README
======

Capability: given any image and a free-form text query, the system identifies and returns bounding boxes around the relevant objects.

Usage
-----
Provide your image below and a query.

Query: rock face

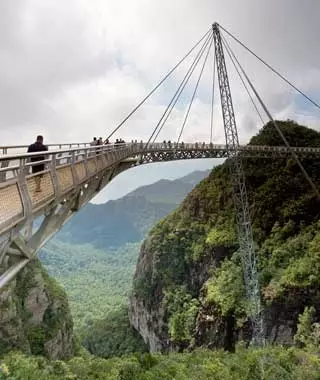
[129,296,166,352]
[129,121,320,352]
[0,259,75,359]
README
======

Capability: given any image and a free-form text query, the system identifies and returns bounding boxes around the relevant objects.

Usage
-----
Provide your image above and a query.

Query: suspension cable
[144,31,213,149]
[105,29,212,140]
[223,35,320,200]
[221,34,265,125]
[210,45,216,143]
[151,33,213,145]
[177,34,214,144]
[219,24,320,112]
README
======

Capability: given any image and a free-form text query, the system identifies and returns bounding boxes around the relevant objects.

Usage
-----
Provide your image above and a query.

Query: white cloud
[0,0,319,201]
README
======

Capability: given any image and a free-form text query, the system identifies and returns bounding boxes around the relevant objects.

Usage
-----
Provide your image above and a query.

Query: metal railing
[1,142,320,181]
[0,140,319,290]
[0,141,319,236]
[0,143,92,156]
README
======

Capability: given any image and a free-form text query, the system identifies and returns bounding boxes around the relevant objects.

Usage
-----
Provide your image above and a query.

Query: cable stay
[106,28,212,141]
[210,44,216,143]
[177,34,214,144]
[145,31,213,149]
[221,30,320,201]
[219,24,320,112]
[221,35,265,126]
[151,32,213,145]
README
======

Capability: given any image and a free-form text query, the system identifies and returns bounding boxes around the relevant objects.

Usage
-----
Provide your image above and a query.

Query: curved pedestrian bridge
[0,141,319,289]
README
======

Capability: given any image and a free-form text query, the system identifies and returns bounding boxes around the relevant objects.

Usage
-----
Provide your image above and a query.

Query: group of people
[26,134,209,193]
[90,137,126,146]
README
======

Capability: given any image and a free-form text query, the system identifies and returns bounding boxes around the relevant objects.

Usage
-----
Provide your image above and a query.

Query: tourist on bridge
[96,137,103,155]
[27,135,48,192]
[90,137,98,156]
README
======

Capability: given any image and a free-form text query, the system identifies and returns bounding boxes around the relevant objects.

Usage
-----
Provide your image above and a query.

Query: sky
[0,0,319,202]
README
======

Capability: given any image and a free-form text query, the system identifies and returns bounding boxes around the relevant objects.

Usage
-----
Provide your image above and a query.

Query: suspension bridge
[0,23,319,346]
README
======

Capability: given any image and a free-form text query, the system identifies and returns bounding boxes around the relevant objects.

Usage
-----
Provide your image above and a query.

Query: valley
[0,122,320,379]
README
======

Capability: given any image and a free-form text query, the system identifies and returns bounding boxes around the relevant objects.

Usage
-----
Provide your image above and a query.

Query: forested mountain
[53,170,209,249]
[126,170,210,204]
[39,170,209,336]
[130,120,320,352]
[2,122,320,379]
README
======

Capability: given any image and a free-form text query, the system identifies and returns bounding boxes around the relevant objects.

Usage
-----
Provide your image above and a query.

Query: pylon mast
[212,23,264,345]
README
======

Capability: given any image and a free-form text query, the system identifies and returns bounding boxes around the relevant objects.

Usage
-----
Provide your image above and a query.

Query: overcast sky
[1,0,319,202]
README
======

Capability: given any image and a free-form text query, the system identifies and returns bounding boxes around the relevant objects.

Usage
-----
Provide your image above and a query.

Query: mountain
[126,170,210,205]
[53,170,210,249]
[40,170,209,332]
[2,125,320,378]
[129,120,320,352]
[4,122,320,379]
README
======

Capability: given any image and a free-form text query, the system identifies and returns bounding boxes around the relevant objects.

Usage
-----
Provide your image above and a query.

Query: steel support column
[212,23,264,345]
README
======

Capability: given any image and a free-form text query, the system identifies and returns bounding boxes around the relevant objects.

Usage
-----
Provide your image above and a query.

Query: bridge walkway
[0,141,319,288]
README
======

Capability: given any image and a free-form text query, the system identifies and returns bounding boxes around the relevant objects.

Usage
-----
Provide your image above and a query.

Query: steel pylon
[212,23,264,345]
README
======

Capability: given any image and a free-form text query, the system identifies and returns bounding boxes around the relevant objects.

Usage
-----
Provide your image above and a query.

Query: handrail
[1,142,320,163]
[0,143,131,162]
[0,142,91,155]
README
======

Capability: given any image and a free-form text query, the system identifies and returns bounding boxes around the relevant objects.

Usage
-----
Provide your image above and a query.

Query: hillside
[53,170,209,249]
[2,123,320,379]
[40,170,209,336]
[126,170,210,204]
[130,120,320,352]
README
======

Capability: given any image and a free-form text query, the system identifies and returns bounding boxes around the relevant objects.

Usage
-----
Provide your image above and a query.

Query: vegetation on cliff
[82,307,148,358]
[131,120,320,348]
[0,259,75,360]
[37,171,209,357]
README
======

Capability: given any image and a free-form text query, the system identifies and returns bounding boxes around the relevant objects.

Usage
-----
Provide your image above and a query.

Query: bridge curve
[0,141,319,288]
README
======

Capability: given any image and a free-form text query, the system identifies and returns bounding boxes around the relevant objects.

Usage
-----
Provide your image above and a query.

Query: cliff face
[0,259,75,359]
[129,121,320,352]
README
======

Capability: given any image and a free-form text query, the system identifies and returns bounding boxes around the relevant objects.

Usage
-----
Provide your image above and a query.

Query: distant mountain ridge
[54,170,210,249]
[126,170,210,205]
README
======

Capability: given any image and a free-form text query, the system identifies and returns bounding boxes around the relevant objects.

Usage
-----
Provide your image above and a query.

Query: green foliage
[41,241,141,332]
[2,259,74,358]
[262,223,320,300]
[164,287,199,344]
[205,256,247,322]
[26,327,45,356]
[132,120,320,345]
[82,307,148,358]
[206,226,236,247]
[1,347,320,379]
[294,306,320,349]
[249,120,320,147]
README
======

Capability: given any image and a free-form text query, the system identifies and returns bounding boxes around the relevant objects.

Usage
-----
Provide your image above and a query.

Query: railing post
[50,153,60,197]
[83,149,89,178]
[70,150,78,186]
[0,160,9,182]
[17,158,33,239]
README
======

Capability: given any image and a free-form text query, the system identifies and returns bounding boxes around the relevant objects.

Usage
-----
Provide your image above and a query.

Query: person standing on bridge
[27,135,48,193]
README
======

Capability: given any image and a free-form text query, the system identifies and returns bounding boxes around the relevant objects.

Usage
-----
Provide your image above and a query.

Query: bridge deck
[0,141,319,289]
[1,142,320,238]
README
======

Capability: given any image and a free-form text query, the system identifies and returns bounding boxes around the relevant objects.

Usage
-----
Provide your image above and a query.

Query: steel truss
[212,23,264,345]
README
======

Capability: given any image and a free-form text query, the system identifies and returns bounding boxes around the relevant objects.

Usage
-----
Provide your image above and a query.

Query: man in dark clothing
[27,135,48,192]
